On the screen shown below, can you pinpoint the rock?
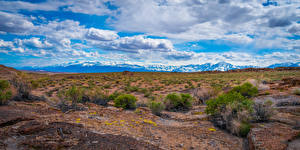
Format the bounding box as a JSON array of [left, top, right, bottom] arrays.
[[281, 77, 300, 87], [254, 95, 300, 107], [17, 120, 46, 135], [0, 106, 34, 128], [248, 122, 300, 150], [287, 138, 300, 150], [258, 83, 270, 91]]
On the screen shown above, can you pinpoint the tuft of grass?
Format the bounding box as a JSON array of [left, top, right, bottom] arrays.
[[0, 80, 12, 105], [239, 122, 251, 137], [149, 101, 165, 116]]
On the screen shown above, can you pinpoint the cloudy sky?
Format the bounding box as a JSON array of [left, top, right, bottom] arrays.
[[0, 0, 299, 67]]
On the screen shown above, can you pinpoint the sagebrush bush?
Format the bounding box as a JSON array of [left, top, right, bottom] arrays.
[[149, 101, 165, 116], [11, 77, 32, 100], [230, 82, 258, 98], [205, 92, 253, 115], [252, 100, 274, 122], [205, 83, 257, 137], [114, 94, 137, 109], [192, 88, 214, 105], [83, 88, 110, 106], [0, 80, 12, 105], [164, 93, 192, 111], [65, 86, 84, 105], [108, 91, 123, 101]]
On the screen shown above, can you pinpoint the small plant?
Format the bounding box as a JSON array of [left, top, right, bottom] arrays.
[[124, 86, 139, 92], [230, 82, 258, 98], [149, 101, 165, 116], [239, 122, 251, 137], [252, 100, 274, 122], [293, 88, 300, 95], [65, 86, 84, 105], [0, 80, 12, 105], [83, 88, 110, 106], [103, 84, 111, 89], [114, 94, 137, 109], [11, 77, 32, 100], [30, 80, 40, 89], [108, 91, 123, 101], [164, 93, 193, 111]]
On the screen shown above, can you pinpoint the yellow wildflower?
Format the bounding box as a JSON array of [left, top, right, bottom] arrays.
[[75, 118, 81, 123], [209, 128, 216, 131], [143, 119, 157, 127]]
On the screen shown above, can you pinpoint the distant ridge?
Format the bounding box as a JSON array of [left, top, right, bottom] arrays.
[[16, 62, 300, 73]]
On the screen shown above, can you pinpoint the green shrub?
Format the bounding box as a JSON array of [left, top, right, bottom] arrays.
[[11, 77, 32, 100], [83, 88, 110, 106], [164, 93, 192, 111], [65, 86, 84, 105], [149, 101, 165, 116], [239, 122, 251, 137], [293, 88, 300, 95], [108, 91, 123, 101], [30, 80, 40, 89], [103, 84, 111, 89], [230, 82, 258, 98], [205, 83, 259, 137], [114, 94, 137, 109], [0, 80, 12, 105], [124, 86, 139, 92], [205, 92, 253, 115]]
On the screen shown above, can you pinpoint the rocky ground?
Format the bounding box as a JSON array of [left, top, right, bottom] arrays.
[[1, 93, 300, 150], [0, 101, 245, 150]]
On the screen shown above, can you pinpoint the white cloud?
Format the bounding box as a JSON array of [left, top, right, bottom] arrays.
[[110, 0, 299, 49], [0, 0, 65, 12], [86, 28, 119, 41], [63, 0, 111, 15], [0, 39, 14, 48], [22, 37, 44, 48], [94, 35, 174, 52], [0, 11, 34, 34]]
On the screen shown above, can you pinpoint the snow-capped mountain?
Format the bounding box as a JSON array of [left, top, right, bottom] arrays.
[[18, 62, 299, 73], [268, 62, 300, 68]]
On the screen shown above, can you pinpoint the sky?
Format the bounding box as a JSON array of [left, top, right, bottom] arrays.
[[0, 0, 299, 67]]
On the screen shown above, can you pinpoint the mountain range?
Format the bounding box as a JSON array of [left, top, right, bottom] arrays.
[[18, 62, 300, 73]]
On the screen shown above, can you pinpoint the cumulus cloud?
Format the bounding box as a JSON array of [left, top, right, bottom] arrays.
[[268, 18, 292, 27], [0, 0, 111, 16], [63, 0, 111, 15], [86, 28, 119, 41], [109, 0, 299, 49], [0, 11, 34, 34], [95, 35, 174, 52], [164, 50, 195, 61], [0, 39, 14, 48], [288, 24, 300, 35], [21, 37, 44, 48]]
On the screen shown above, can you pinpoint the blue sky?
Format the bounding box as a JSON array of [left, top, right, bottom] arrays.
[[0, 0, 299, 67]]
